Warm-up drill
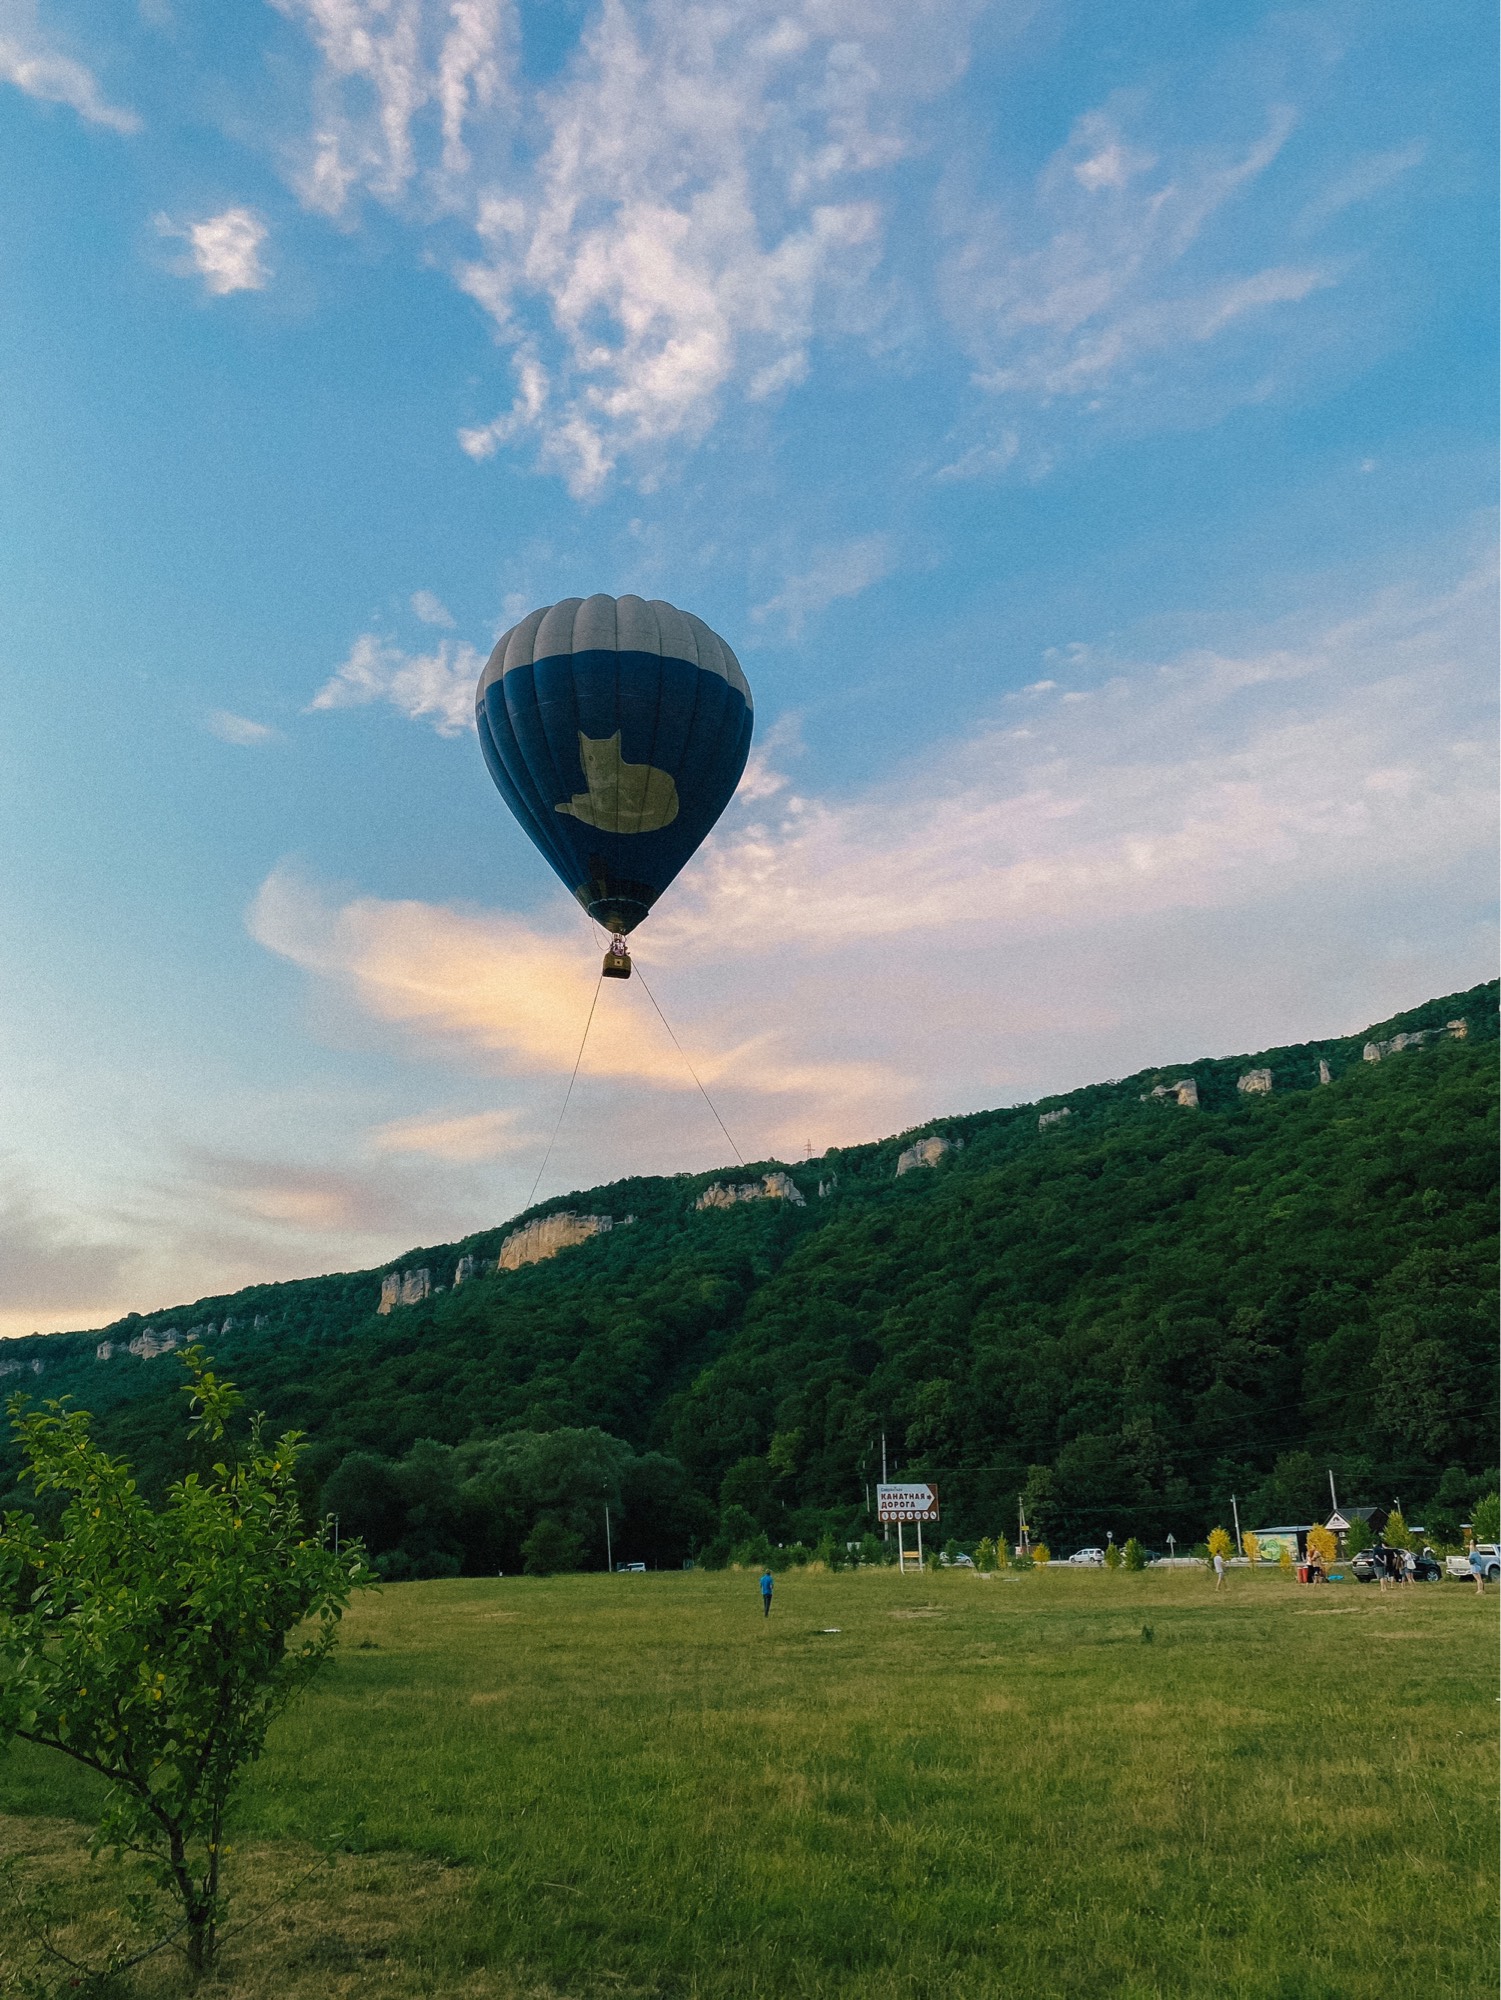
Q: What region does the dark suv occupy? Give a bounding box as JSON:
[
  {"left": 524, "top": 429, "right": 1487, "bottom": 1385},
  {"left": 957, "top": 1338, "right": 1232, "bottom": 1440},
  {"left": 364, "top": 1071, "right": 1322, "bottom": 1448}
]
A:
[{"left": 1351, "top": 1547, "right": 1440, "bottom": 1583}]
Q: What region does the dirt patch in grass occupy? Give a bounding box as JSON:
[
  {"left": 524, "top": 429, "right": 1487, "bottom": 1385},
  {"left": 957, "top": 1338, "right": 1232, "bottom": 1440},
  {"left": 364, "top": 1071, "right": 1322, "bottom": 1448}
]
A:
[{"left": 0, "top": 1816, "right": 560, "bottom": 2000}]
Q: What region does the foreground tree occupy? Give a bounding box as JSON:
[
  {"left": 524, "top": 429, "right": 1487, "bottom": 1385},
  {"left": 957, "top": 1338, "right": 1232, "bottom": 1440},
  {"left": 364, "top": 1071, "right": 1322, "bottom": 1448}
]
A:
[{"left": 0, "top": 1350, "right": 367, "bottom": 1983}]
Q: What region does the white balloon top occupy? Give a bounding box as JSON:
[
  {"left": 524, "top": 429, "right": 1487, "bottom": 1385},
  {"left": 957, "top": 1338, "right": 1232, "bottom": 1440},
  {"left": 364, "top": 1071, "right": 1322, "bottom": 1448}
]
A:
[{"left": 478, "top": 593, "right": 751, "bottom": 709}]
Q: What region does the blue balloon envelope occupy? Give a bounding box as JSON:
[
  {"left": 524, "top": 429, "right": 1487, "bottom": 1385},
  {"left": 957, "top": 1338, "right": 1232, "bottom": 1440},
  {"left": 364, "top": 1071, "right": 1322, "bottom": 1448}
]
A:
[{"left": 475, "top": 594, "right": 753, "bottom": 937}]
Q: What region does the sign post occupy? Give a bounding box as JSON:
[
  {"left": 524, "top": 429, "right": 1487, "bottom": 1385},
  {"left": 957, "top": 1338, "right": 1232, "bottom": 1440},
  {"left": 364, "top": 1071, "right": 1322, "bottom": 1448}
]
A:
[{"left": 877, "top": 1483, "right": 939, "bottom": 1572}]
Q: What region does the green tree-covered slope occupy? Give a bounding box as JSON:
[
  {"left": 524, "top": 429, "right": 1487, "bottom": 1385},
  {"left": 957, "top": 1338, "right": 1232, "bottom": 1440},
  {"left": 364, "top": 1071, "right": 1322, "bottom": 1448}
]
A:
[{"left": 3, "top": 982, "right": 1494, "bottom": 1566}]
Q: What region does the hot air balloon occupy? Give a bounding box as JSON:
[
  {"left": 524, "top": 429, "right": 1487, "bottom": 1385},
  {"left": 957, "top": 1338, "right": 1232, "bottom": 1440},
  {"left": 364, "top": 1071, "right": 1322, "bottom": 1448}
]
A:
[{"left": 475, "top": 595, "right": 753, "bottom": 978}]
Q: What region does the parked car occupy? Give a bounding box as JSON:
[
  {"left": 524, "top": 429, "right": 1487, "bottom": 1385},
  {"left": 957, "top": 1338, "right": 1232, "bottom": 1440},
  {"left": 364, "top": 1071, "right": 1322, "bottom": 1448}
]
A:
[
  {"left": 939, "top": 1552, "right": 976, "bottom": 1567},
  {"left": 1351, "top": 1548, "right": 1441, "bottom": 1583},
  {"left": 1067, "top": 1547, "right": 1106, "bottom": 1566}
]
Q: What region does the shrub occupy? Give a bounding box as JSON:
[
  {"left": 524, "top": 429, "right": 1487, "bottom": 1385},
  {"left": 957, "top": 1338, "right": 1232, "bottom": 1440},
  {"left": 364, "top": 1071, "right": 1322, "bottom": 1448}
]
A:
[
  {"left": 1104, "top": 1542, "right": 1121, "bottom": 1569},
  {"left": 1279, "top": 1544, "right": 1294, "bottom": 1573},
  {"left": 1343, "top": 1516, "right": 1372, "bottom": 1555},
  {"left": 812, "top": 1530, "right": 838, "bottom": 1569},
  {"left": 858, "top": 1532, "right": 886, "bottom": 1567},
  {"left": 0, "top": 1350, "right": 365, "bottom": 1981},
  {"left": 1385, "top": 1509, "right": 1411, "bottom": 1551},
  {"left": 974, "top": 1536, "right": 997, "bottom": 1571},
  {"left": 1031, "top": 1542, "right": 1050, "bottom": 1566},
  {"left": 1122, "top": 1537, "right": 1145, "bottom": 1572},
  {"left": 1241, "top": 1531, "right": 1261, "bottom": 1563},
  {"left": 1472, "top": 1492, "right": 1500, "bottom": 1543},
  {"left": 522, "top": 1515, "right": 584, "bottom": 1575},
  {"left": 1207, "top": 1527, "right": 1234, "bottom": 1560},
  {"left": 1306, "top": 1525, "right": 1337, "bottom": 1569}
]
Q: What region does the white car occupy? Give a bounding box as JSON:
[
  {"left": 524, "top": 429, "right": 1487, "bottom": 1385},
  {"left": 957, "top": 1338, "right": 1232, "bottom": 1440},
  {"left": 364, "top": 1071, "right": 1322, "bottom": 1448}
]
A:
[
  {"left": 1462, "top": 1544, "right": 1501, "bottom": 1582},
  {"left": 1067, "top": 1547, "right": 1106, "bottom": 1566}
]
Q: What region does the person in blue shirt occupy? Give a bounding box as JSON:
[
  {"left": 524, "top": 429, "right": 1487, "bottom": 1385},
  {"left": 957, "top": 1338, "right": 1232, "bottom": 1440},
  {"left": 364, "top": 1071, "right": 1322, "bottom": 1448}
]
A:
[{"left": 760, "top": 1569, "right": 774, "bottom": 1617}]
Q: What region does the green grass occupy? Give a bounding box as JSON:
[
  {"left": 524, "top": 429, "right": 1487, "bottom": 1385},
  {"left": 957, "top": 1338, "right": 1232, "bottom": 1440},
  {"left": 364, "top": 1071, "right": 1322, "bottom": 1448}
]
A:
[{"left": 2, "top": 1567, "right": 1495, "bottom": 1998}]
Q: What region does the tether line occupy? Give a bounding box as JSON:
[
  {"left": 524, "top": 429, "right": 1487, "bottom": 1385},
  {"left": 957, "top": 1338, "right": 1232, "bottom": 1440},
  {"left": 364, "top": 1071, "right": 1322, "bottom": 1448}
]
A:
[
  {"left": 525, "top": 972, "right": 603, "bottom": 1209},
  {"left": 632, "top": 964, "right": 746, "bottom": 1167}
]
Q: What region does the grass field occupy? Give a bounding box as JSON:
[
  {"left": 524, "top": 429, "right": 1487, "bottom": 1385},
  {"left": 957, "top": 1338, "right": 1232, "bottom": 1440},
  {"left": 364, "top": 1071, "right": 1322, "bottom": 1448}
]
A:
[{"left": 1, "top": 1566, "right": 1495, "bottom": 1998}]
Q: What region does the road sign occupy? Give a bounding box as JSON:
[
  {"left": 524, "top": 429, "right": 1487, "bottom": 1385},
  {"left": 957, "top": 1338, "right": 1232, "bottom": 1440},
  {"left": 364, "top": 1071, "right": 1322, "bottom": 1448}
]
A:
[{"left": 877, "top": 1482, "right": 939, "bottom": 1522}]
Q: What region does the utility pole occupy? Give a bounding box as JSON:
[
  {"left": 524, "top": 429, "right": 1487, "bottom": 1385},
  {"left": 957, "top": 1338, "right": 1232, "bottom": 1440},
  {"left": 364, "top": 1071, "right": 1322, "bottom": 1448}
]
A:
[
  {"left": 881, "top": 1431, "right": 889, "bottom": 1545},
  {"left": 1328, "top": 1468, "right": 1338, "bottom": 1516},
  {"left": 1231, "top": 1493, "right": 1243, "bottom": 1556},
  {"left": 604, "top": 1505, "right": 613, "bottom": 1573}
]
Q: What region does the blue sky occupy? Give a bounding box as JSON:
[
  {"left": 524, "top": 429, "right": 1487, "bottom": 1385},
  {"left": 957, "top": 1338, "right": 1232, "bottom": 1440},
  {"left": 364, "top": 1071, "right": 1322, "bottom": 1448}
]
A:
[{"left": 0, "top": 0, "right": 1493, "bottom": 1334}]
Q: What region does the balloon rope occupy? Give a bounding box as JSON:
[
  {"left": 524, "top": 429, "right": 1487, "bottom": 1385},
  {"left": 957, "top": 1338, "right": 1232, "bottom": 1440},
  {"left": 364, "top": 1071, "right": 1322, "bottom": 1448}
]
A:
[
  {"left": 632, "top": 966, "right": 746, "bottom": 1168},
  {"left": 525, "top": 973, "right": 603, "bottom": 1210}
]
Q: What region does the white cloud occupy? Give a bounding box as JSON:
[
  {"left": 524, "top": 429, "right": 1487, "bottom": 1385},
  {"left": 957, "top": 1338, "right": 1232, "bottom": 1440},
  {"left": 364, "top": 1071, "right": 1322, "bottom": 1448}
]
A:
[
  {"left": 248, "top": 863, "right": 892, "bottom": 1120},
  {"left": 410, "top": 588, "right": 456, "bottom": 626},
  {"left": 752, "top": 534, "right": 892, "bottom": 636},
  {"left": 180, "top": 207, "right": 270, "bottom": 295},
  {"left": 306, "top": 631, "right": 482, "bottom": 735},
  {"left": 659, "top": 563, "right": 1496, "bottom": 957},
  {"left": 370, "top": 1106, "right": 526, "bottom": 1161},
  {"left": 0, "top": 6, "right": 139, "bottom": 133},
  {"left": 206, "top": 709, "right": 278, "bottom": 746},
  {"left": 254, "top": 558, "right": 1496, "bottom": 1154},
  {"left": 945, "top": 101, "right": 1333, "bottom": 408},
  {"left": 271, "top": 0, "right": 515, "bottom": 213},
  {"left": 1296, "top": 140, "right": 1426, "bottom": 236},
  {"left": 276, "top": 0, "right": 977, "bottom": 492}
]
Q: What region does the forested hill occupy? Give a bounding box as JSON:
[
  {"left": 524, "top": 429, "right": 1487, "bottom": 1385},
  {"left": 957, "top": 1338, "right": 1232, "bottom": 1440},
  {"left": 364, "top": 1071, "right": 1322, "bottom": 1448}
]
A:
[{"left": 2, "top": 981, "right": 1496, "bottom": 1568}]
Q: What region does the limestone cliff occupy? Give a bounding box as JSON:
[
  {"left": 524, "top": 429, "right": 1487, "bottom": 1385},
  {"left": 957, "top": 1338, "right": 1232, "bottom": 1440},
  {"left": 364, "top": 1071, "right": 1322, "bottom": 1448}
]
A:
[
  {"left": 1237, "top": 1069, "right": 1273, "bottom": 1095},
  {"left": 1038, "top": 1107, "right": 1072, "bottom": 1131},
  {"left": 696, "top": 1172, "right": 806, "bottom": 1211},
  {"left": 377, "top": 1268, "right": 432, "bottom": 1315},
  {"left": 128, "top": 1327, "right": 180, "bottom": 1359},
  {"left": 1364, "top": 1019, "right": 1467, "bottom": 1062},
  {"left": 497, "top": 1211, "right": 632, "bottom": 1271},
  {"left": 1141, "top": 1079, "right": 1199, "bottom": 1108},
  {"left": 895, "top": 1135, "right": 959, "bottom": 1175}
]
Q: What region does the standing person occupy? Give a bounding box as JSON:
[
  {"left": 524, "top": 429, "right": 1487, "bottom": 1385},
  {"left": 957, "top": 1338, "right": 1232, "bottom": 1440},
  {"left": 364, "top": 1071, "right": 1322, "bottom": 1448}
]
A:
[
  {"left": 760, "top": 1568, "right": 774, "bottom": 1618},
  {"left": 1213, "top": 1549, "right": 1227, "bottom": 1591},
  {"left": 1471, "top": 1546, "right": 1486, "bottom": 1596},
  {"left": 1373, "top": 1542, "right": 1391, "bottom": 1592}
]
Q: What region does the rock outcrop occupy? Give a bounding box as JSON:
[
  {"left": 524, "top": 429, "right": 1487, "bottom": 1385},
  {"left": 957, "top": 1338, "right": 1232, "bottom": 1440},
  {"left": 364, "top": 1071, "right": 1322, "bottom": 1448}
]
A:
[
  {"left": 1142, "top": 1079, "right": 1199, "bottom": 1108},
  {"left": 1237, "top": 1069, "right": 1272, "bottom": 1095},
  {"left": 0, "top": 1356, "right": 42, "bottom": 1380},
  {"left": 452, "top": 1254, "right": 486, "bottom": 1287},
  {"left": 1038, "top": 1107, "right": 1071, "bottom": 1131},
  {"left": 1363, "top": 1020, "right": 1467, "bottom": 1063},
  {"left": 128, "top": 1327, "right": 180, "bottom": 1360},
  {"left": 895, "top": 1135, "right": 959, "bottom": 1176},
  {"left": 1318, "top": 1060, "right": 1332, "bottom": 1085},
  {"left": 696, "top": 1172, "right": 806, "bottom": 1210},
  {"left": 498, "top": 1212, "right": 631, "bottom": 1271},
  {"left": 96, "top": 1341, "right": 114, "bottom": 1361},
  {"left": 377, "top": 1269, "right": 432, "bottom": 1315}
]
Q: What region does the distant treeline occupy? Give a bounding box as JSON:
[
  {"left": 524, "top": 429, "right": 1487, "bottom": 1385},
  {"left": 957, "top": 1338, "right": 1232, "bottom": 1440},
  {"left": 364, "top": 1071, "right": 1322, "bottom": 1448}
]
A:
[{"left": 2, "top": 982, "right": 1496, "bottom": 1572}]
